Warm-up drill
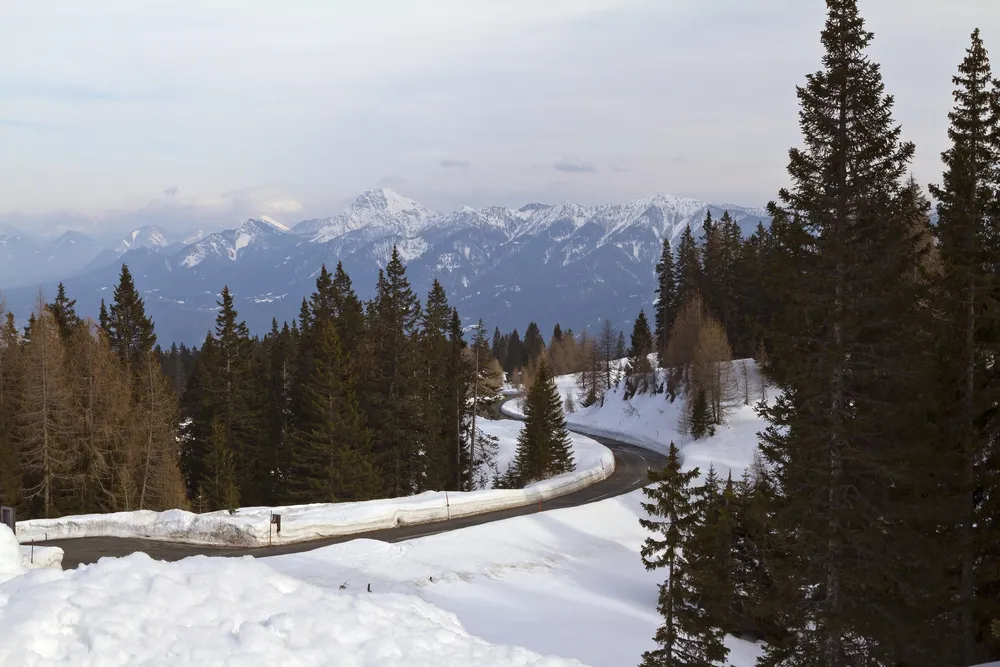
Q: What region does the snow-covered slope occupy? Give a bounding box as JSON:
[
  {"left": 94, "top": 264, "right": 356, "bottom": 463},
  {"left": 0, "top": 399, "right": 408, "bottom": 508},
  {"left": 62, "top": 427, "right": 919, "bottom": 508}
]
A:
[
  {"left": 118, "top": 225, "right": 171, "bottom": 252},
  {"left": 179, "top": 216, "right": 293, "bottom": 267},
  {"left": 0, "top": 551, "right": 584, "bottom": 667},
  {"left": 504, "top": 359, "right": 768, "bottom": 483},
  {"left": 0, "top": 526, "right": 24, "bottom": 585}
]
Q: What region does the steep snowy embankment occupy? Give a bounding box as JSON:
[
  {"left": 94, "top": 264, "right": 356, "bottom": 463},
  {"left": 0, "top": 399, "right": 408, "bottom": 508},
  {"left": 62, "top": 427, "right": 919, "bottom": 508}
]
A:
[{"left": 505, "top": 360, "right": 768, "bottom": 483}]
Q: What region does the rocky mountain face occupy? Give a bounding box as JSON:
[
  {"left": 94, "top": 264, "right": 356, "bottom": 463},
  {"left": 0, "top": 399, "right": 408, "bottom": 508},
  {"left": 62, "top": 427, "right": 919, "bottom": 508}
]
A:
[{"left": 0, "top": 189, "right": 769, "bottom": 345}]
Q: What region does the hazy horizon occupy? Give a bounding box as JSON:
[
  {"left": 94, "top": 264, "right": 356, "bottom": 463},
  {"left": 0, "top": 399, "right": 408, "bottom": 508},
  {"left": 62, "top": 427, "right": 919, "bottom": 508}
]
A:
[{"left": 0, "top": 0, "right": 991, "bottom": 236}]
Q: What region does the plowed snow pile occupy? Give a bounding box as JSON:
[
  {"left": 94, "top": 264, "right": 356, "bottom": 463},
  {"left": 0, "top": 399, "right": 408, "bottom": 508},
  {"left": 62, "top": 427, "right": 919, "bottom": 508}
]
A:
[{"left": 0, "top": 551, "right": 586, "bottom": 667}]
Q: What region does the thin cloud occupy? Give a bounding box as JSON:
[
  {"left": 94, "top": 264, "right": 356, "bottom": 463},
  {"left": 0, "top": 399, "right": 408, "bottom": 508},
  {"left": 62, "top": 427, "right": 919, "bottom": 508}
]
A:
[
  {"left": 440, "top": 159, "right": 471, "bottom": 169},
  {"left": 553, "top": 159, "right": 597, "bottom": 174}
]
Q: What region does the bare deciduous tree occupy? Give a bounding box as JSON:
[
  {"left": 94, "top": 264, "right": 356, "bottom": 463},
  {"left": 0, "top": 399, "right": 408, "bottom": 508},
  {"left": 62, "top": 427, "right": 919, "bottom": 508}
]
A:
[{"left": 17, "top": 295, "right": 75, "bottom": 517}]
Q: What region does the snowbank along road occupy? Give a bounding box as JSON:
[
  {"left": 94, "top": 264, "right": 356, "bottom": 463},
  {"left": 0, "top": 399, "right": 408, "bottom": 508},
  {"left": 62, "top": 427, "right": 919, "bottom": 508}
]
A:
[{"left": 39, "top": 430, "right": 667, "bottom": 569}]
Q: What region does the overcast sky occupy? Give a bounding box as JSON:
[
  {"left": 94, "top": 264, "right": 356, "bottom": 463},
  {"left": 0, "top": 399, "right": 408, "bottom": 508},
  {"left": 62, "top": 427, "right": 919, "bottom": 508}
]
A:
[{"left": 0, "top": 0, "right": 994, "bottom": 235}]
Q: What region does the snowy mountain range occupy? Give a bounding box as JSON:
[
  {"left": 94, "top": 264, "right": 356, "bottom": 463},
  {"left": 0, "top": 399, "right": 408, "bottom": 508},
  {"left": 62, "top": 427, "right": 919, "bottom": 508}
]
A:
[{"left": 0, "top": 189, "right": 769, "bottom": 345}]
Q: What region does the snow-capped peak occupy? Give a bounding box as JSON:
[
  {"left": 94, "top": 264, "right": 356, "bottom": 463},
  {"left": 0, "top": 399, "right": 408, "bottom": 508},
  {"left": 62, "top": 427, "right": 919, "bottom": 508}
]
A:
[
  {"left": 257, "top": 215, "right": 290, "bottom": 233},
  {"left": 308, "top": 188, "right": 437, "bottom": 244},
  {"left": 119, "top": 225, "right": 170, "bottom": 252},
  {"left": 352, "top": 188, "right": 424, "bottom": 216}
]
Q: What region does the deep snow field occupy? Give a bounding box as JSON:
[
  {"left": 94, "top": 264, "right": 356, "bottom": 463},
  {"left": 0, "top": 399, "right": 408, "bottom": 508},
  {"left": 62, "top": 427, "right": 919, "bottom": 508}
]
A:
[{"left": 1, "top": 363, "right": 767, "bottom": 667}]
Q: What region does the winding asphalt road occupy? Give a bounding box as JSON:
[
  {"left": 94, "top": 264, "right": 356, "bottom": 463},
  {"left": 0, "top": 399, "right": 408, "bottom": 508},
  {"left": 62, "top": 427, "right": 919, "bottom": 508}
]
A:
[{"left": 37, "top": 425, "right": 666, "bottom": 570}]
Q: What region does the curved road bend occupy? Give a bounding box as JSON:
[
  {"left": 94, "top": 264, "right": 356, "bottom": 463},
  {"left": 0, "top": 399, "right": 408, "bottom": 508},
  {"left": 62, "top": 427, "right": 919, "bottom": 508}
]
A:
[{"left": 39, "top": 432, "right": 667, "bottom": 570}]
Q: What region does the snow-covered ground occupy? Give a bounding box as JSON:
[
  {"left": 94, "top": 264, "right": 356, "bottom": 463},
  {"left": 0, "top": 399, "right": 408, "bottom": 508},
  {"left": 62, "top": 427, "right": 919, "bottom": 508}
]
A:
[
  {"left": 1, "top": 492, "right": 763, "bottom": 667},
  {"left": 20, "top": 544, "right": 63, "bottom": 570},
  {"left": 15, "top": 422, "right": 613, "bottom": 547},
  {"left": 505, "top": 360, "right": 766, "bottom": 483},
  {"left": 0, "top": 546, "right": 585, "bottom": 667},
  {"left": 1, "top": 364, "right": 772, "bottom": 666},
  {"left": 264, "top": 490, "right": 764, "bottom": 667},
  {"left": 0, "top": 525, "right": 24, "bottom": 585}
]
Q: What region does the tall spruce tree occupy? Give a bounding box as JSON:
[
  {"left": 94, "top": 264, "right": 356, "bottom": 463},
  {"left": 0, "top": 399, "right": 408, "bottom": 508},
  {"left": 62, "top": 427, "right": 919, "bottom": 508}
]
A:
[
  {"left": 523, "top": 322, "right": 546, "bottom": 366},
  {"left": 676, "top": 225, "right": 701, "bottom": 306},
  {"left": 639, "top": 442, "right": 727, "bottom": 667},
  {"left": 504, "top": 329, "right": 523, "bottom": 375},
  {"left": 625, "top": 310, "right": 655, "bottom": 397},
  {"left": 718, "top": 211, "right": 744, "bottom": 350},
  {"left": 366, "top": 248, "right": 424, "bottom": 496},
  {"left": 261, "top": 320, "right": 294, "bottom": 504},
  {"left": 453, "top": 312, "right": 477, "bottom": 490},
  {"left": 700, "top": 214, "right": 724, "bottom": 322},
  {"left": 492, "top": 327, "right": 504, "bottom": 366},
  {"left": 687, "top": 469, "right": 737, "bottom": 635},
  {"left": 0, "top": 309, "right": 21, "bottom": 511},
  {"left": 103, "top": 264, "right": 156, "bottom": 369},
  {"left": 654, "top": 238, "right": 678, "bottom": 367},
  {"left": 510, "top": 359, "right": 573, "bottom": 484},
  {"left": 47, "top": 282, "right": 81, "bottom": 340},
  {"left": 928, "top": 28, "right": 1000, "bottom": 664},
  {"left": 756, "top": 2, "right": 942, "bottom": 665},
  {"left": 199, "top": 417, "right": 239, "bottom": 512},
  {"left": 287, "top": 318, "right": 380, "bottom": 503},
  {"left": 195, "top": 287, "right": 267, "bottom": 508},
  {"left": 420, "top": 280, "right": 457, "bottom": 490}
]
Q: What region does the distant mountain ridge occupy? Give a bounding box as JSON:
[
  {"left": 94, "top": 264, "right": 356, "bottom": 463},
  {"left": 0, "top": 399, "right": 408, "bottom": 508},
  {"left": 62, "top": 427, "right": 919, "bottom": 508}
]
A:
[{"left": 1, "top": 189, "right": 770, "bottom": 345}]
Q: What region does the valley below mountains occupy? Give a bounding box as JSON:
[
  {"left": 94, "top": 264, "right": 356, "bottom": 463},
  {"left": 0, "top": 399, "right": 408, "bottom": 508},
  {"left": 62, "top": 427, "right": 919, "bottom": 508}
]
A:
[{"left": 1, "top": 188, "right": 768, "bottom": 345}]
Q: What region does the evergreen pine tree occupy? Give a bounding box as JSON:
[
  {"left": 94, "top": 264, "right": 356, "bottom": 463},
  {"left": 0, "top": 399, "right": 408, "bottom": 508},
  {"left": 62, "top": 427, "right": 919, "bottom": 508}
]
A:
[
  {"left": 654, "top": 238, "right": 678, "bottom": 367},
  {"left": 197, "top": 287, "right": 267, "bottom": 507},
  {"left": 366, "top": 248, "right": 424, "bottom": 496},
  {"left": 261, "top": 319, "right": 294, "bottom": 504},
  {"left": 420, "top": 280, "right": 457, "bottom": 490},
  {"left": 98, "top": 299, "right": 109, "bottom": 332},
  {"left": 453, "top": 311, "right": 477, "bottom": 490},
  {"left": 639, "top": 442, "right": 727, "bottom": 667},
  {"left": 510, "top": 359, "right": 573, "bottom": 484},
  {"left": 523, "top": 322, "right": 545, "bottom": 366},
  {"left": 505, "top": 329, "right": 523, "bottom": 375},
  {"left": 927, "top": 28, "right": 1000, "bottom": 663},
  {"left": 625, "top": 309, "right": 655, "bottom": 397},
  {"left": 104, "top": 264, "right": 156, "bottom": 368},
  {"left": 287, "top": 319, "right": 380, "bottom": 503},
  {"left": 199, "top": 417, "right": 239, "bottom": 512},
  {"left": 687, "top": 469, "right": 737, "bottom": 635},
  {"left": 0, "top": 309, "right": 21, "bottom": 511},
  {"left": 492, "top": 327, "right": 504, "bottom": 366},
  {"left": 331, "top": 261, "right": 368, "bottom": 361},
  {"left": 676, "top": 225, "right": 701, "bottom": 306},
  {"left": 687, "top": 388, "right": 713, "bottom": 440},
  {"left": 46, "top": 282, "right": 82, "bottom": 340},
  {"left": 718, "top": 211, "right": 744, "bottom": 349},
  {"left": 700, "top": 214, "right": 724, "bottom": 321},
  {"left": 757, "top": 2, "right": 943, "bottom": 664}
]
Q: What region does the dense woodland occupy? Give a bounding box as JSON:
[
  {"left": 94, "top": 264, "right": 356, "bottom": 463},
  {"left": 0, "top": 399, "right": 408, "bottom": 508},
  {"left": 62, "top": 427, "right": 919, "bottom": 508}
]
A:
[{"left": 632, "top": 4, "right": 1000, "bottom": 667}]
